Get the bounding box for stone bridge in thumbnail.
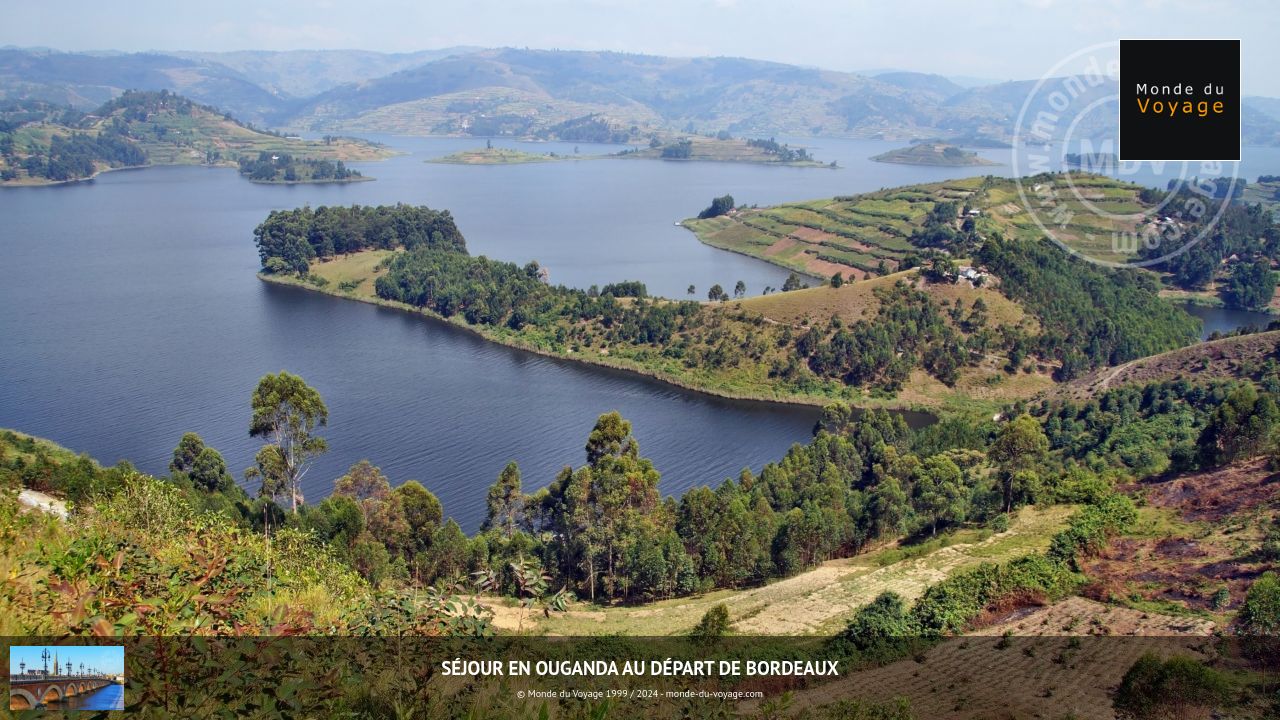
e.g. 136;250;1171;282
9;674;118;710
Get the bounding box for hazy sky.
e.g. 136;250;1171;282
5;0;1278;94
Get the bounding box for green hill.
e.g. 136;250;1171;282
682;174;1154;276
0;90;391;186
871;142;998;166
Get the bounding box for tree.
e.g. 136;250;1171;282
305;495;365;552
247;371;328;512
868;475;911;539
923;256;958;283
687;284;696;296
1237;570;1280;636
190;447;233;493
1197;384;1280;467
913;456;966;535
989;415;1049;512
697;194;735;219
782;272;806;292
396;480;443;552
733;280;746;298
483;461;524;537
334;460;411;557
544;412;663;601
169;432;206;475
334;459;391;502
1236;572;1280;666
1223;258;1276;310
830;272;844;288
707;284;727;302
586;411;634;465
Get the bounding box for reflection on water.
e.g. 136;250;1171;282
58;683;125;711
1178;302;1278;340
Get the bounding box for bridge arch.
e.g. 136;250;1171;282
41;684;64;704
65;683;78;697
10;688;39;711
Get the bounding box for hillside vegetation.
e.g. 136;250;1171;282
870;143;998;167
0;90;390;185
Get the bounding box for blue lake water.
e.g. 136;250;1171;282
1;135;1276;529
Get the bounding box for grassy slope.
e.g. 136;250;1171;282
738;268;1055;412
1052;329;1280;402
492;505;1074;636
0;429;87;467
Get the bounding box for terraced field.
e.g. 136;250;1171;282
683;174;1152;277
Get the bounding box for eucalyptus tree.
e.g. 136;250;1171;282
246;371;328;512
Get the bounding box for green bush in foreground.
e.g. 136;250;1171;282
1114;654;1234;719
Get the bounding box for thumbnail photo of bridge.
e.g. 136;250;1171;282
8;645;124;711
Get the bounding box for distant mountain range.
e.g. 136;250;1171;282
2;46;1278;147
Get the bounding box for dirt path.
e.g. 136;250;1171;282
18;489;67;519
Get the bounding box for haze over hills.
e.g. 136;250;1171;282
2;45;1279;146
169;48;481;98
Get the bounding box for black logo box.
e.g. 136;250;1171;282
1119;39;1240;162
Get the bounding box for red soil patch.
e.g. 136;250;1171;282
789;226;836;244
1137;457;1280;523
1083;458;1280;612
763;237;798;256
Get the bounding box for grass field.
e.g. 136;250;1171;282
308;250;396;296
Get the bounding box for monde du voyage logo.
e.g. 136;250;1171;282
1120;39;1241;162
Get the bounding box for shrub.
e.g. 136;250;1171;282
689;603;731;644
1114;654;1233;719
1047;494;1137;568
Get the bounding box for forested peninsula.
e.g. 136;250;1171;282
253;190;1203;414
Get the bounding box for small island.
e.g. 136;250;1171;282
237;152;371;183
426;146;569;165
871;142;998;167
618;135;834;167
1063;152;1119;170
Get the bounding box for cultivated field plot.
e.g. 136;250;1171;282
779;628;1211;720
684;174;1150;278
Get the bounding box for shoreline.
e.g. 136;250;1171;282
0;162;151;188
245;174;376;185
678;220;826;282
258;271;938;418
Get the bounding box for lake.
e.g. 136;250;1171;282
1;136;1275;529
